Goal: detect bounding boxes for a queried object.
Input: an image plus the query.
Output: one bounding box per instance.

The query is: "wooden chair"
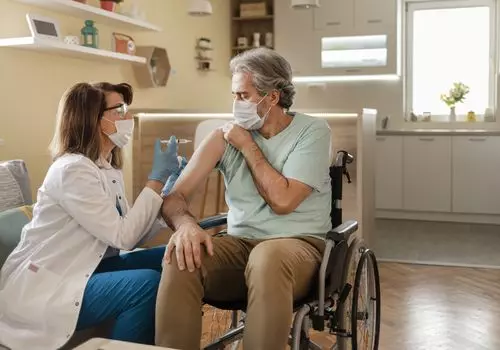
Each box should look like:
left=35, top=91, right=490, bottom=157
left=194, top=119, right=228, bottom=218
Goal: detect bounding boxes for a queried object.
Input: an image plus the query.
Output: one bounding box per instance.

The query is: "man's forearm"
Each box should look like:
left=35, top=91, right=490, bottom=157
left=241, top=141, right=290, bottom=209
left=162, top=191, right=198, bottom=230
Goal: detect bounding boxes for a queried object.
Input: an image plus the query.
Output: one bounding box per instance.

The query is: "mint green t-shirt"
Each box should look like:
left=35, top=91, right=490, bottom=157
left=217, top=112, right=332, bottom=239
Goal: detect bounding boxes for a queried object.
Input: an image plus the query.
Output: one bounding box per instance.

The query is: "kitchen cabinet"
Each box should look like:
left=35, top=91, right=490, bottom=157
left=313, top=0, right=354, bottom=34
left=375, top=136, right=403, bottom=210
left=403, top=136, right=452, bottom=212
left=354, top=0, right=397, bottom=34
left=452, top=136, right=500, bottom=214
left=274, top=0, right=316, bottom=75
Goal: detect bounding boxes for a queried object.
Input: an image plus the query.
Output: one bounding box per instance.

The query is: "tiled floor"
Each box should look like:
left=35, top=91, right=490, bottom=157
left=372, top=219, right=500, bottom=268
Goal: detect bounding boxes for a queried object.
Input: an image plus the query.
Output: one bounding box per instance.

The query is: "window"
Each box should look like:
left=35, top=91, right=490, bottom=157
left=406, top=0, right=496, bottom=120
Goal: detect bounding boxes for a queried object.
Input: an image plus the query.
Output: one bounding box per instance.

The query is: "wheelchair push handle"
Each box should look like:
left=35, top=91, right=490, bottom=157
left=334, top=150, right=353, bottom=184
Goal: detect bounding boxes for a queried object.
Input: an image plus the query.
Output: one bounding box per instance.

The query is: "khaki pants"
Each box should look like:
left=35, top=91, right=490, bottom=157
left=155, top=235, right=325, bottom=350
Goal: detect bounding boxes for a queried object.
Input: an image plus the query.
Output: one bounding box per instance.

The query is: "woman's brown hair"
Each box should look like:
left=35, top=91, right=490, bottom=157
left=49, top=82, right=133, bottom=169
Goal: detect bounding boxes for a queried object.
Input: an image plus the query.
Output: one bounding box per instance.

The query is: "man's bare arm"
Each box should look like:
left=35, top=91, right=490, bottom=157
left=162, top=129, right=226, bottom=230
left=241, top=142, right=312, bottom=215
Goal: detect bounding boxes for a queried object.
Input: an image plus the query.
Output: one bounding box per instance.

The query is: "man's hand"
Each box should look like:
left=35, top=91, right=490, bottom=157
left=164, top=222, right=214, bottom=272
left=222, top=122, right=254, bottom=151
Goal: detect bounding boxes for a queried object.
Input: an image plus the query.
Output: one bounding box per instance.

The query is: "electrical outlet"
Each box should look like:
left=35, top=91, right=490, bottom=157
left=0, top=138, right=4, bottom=146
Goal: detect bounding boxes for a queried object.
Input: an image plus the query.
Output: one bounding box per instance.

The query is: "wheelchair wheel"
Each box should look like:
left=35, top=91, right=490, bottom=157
left=336, top=235, right=370, bottom=350
left=351, top=248, right=380, bottom=350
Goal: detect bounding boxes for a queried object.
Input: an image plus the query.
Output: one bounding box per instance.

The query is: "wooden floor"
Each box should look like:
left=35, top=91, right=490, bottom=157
left=201, top=262, right=500, bottom=350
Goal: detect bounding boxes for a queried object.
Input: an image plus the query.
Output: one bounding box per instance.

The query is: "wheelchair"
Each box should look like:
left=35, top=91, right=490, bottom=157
left=197, top=150, right=381, bottom=350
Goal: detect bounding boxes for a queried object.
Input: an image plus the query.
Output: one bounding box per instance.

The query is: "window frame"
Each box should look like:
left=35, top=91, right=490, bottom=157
left=404, top=0, right=497, bottom=120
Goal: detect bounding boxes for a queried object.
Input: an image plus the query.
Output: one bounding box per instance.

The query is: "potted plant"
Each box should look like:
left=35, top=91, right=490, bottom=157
left=440, top=82, right=470, bottom=122
left=100, top=0, right=123, bottom=12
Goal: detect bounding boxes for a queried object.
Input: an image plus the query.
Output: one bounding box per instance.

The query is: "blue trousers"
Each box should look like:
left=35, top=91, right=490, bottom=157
left=76, top=246, right=165, bottom=345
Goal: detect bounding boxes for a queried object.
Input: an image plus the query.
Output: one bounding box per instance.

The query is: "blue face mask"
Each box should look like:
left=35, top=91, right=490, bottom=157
left=232, top=95, right=272, bottom=130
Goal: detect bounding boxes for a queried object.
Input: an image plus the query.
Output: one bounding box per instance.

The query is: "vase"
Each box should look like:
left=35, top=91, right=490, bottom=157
left=100, top=1, right=116, bottom=11
left=449, top=106, right=456, bottom=122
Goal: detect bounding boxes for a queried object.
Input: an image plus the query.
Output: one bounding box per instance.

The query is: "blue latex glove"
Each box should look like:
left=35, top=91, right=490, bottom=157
left=148, top=136, right=179, bottom=184
left=162, top=156, right=188, bottom=196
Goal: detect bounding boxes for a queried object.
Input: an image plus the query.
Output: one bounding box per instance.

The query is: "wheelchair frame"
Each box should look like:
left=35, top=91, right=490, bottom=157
left=197, top=151, right=381, bottom=350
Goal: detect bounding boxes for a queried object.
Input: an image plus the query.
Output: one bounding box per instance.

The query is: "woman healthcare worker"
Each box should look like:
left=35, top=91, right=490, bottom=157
left=0, top=82, right=185, bottom=350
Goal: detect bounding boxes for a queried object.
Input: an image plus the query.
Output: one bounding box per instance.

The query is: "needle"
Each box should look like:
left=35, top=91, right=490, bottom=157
left=160, top=139, right=192, bottom=144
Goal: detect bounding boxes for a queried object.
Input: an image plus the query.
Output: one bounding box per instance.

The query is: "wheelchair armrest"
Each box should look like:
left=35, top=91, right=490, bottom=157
left=198, top=213, right=228, bottom=230
left=325, top=219, right=358, bottom=242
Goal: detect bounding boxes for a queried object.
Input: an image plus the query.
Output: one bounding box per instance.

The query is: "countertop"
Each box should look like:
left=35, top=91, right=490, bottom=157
left=132, top=110, right=358, bottom=120
left=377, top=129, right=500, bottom=136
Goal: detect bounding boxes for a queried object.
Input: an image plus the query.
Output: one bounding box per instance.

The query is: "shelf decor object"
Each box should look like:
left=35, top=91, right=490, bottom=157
left=81, top=20, right=99, bottom=48
left=112, top=32, right=136, bottom=55
left=132, top=46, right=171, bottom=88
left=26, top=13, right=61, bottom=40
left=12, top=0, right=162, bottom=32
left=100, top=0, right=123, bottom=12
left=195, top=38, right=213, bottom=71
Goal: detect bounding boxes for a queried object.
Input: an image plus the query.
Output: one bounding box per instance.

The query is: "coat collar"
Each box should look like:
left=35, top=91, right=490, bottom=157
left=95, top=155, right=113, bottom=170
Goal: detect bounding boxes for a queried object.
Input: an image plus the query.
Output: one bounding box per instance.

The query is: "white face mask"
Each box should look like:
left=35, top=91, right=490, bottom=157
left=232, top=96, right=272, bottom=130
left=103, top=118, right=134, bottom=148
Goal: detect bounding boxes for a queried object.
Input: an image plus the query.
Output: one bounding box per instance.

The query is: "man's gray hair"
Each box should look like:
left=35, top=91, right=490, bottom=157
left=230, top=48, right=296, bottom=110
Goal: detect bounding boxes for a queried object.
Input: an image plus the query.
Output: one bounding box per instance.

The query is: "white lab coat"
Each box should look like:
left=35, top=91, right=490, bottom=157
left=0, top=153, right=167, bottom=350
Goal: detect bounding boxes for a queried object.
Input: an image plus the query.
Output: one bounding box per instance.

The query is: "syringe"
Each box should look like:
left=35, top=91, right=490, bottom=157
left=160, top=139, right=192, bottom=144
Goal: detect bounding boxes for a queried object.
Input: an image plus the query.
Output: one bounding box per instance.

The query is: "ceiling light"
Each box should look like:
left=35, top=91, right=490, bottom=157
left=291, top=0, right=319, bottom=9
left=188, top=0, right=213, bottom=16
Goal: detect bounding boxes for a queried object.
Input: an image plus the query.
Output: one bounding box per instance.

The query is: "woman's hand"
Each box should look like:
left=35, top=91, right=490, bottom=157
left=148, top=136, right=179, bottom=184
left=164, top=222, right=214, bottom=272
left=161, top=156, right=188, bottom=197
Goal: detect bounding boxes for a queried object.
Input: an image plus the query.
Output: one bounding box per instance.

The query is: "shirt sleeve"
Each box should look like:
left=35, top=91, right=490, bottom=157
left=134, top=216, right=169, bottom=248
left=282, top=122, right=332, bottom=191
left=55, top=160, right=163, bottom=250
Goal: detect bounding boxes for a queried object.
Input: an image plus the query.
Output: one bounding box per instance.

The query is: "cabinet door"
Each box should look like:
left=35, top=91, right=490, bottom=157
left=452, top=136, right=500, bottom=214
left=313, top=0, right=354, bottom=34
left=375, top=136, right=403, bottom=210
left=403, top=136, right=452, bottom=212
left=274, top=0, right=315, bottom=75
left=354, top=0, right=397, bottom=34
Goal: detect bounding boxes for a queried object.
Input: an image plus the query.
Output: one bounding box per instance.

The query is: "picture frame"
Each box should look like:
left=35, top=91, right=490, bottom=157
left=25, top=13, right=61, bottom=41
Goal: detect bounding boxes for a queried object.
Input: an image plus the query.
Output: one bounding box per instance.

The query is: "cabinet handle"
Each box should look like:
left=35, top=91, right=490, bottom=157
left=367, top=19, right=382, bottom=24
left=326, top=21, right=341, bottom=26
left=468, top=137, right=486, bottom=141
left=376, top=137, right=386, bottom=141
left=418, top=137, right=435, bottom=141
left=345, top=69, right=361, bottom=73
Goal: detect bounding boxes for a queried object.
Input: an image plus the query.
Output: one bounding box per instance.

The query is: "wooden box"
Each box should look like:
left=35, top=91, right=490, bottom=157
left=240, top=2, right=267, bottom=17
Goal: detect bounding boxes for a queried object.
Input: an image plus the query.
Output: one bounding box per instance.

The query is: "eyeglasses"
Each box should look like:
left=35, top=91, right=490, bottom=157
left=104, top=103, right=129, bottom=119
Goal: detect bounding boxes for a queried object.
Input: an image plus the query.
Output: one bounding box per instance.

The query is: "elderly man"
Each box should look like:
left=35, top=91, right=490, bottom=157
left=156, top=47, right=332, bottom=350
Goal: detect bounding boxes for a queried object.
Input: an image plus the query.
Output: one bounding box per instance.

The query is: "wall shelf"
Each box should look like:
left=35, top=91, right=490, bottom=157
left=0, top=37, right=147, bottom=64
left=12, top=0, right=162, bottom=32
left=232, top=15, right=273, bottom=21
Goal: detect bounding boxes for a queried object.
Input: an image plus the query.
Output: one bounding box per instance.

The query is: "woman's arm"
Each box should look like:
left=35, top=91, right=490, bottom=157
left=56, top=159, right=163, bottom=250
